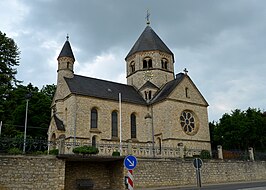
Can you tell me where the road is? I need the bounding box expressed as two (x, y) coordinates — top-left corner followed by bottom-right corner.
(138, 181), (266, 190)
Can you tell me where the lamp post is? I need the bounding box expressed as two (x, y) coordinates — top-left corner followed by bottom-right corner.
(23, 93), (32, 154)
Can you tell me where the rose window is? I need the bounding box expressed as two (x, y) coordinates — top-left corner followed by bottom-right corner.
(180, 111), (197, 135)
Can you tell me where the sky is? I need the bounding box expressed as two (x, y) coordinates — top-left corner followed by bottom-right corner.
(1, 0), (266, 122)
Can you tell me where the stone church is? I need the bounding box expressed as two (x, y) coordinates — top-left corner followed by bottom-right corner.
(48, 21), (211, 156)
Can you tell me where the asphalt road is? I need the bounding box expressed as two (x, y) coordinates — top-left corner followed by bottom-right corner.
(173, 181), (266, 190)
(138, 181), (266, 190)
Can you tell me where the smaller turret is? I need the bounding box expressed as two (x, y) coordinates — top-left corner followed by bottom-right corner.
(55, 36), (75, 103)
(57, 35), (75, 79)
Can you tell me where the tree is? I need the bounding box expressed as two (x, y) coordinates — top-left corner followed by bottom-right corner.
(0, 31), (20, 112)
(41, 84), (56, 100)
(210, 108), (266, 151)
(1, 83), (55, 138)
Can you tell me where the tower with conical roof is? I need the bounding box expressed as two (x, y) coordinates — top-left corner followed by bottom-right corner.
(57, 36), (75, 80)
(55, 36), (75, 101)
(125, 18), (175, 99)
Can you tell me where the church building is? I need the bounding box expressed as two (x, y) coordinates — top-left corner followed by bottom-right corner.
(48, 19), (211, 157)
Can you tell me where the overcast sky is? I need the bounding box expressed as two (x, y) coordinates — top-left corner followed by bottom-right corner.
(1, 0), (266, 121)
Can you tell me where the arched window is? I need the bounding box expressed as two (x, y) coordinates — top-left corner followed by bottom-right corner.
(65, 108), (68, 126)
(67, 62), (70, 69)
(144, 91), (152, 100)
(145, 91), (148, 100)
(161, 59), (168, 70)
(165, 62), (168, 70)
(143, 57), (152, 69)
(91, 108), (98, 129)
(143, 60), (148, 69)
(92, 135), (97, 147)
(111, 111), (118, 138)
(148, 91), (152, 100)
(131, 113), (136, 139)
(148, 59), (152, 68)
(130, 61), (135, 73)
(185, 87), (189, 98)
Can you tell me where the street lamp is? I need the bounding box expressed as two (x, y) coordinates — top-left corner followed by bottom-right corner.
(23, 93), (32, 154)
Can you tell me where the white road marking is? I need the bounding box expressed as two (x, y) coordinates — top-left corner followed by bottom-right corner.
(237, 187), (266, 190)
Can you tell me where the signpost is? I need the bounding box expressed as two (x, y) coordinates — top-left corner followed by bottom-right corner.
(124, 155), (137, 190)
(193, 158), (203, 189)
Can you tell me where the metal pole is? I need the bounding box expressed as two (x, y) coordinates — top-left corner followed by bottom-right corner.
(151, 106), (155, 157)
(0, 121), (2, 136)
(23, 99), (29, 154)
(74, 95), (77, 146)
(119, 93), (122, 153)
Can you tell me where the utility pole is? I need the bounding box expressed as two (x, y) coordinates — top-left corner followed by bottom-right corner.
(23, 93), (32, 154)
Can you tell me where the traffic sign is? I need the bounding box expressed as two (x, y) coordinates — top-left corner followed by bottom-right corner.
(124, 155), (137, 170)
(193, 158), (203, 188)
(193, 158), (203, 169)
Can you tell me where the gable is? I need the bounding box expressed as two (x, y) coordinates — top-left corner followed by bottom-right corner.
(168, 75), (208, 106)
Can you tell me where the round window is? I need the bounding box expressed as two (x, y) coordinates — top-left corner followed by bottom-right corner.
(180, 111), (198, 135)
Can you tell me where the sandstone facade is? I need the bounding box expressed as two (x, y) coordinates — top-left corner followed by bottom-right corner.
(48, 23), (211, 156)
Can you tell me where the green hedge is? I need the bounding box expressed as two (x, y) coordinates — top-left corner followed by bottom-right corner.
(49, 149), (59, 155)
(8, 147), (23, 155)
(112, 151), (120, 156)
(73, 146), (99, 155)
(200, 150), (211, 159)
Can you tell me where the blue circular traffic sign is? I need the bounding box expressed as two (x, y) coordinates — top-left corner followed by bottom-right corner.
(193, 158), (203, 169)
(124, 155), (138, 170)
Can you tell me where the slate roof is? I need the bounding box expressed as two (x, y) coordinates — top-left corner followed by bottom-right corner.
(125, 26), (174, 60)
(64, 73), (207, 106)
(139, 81), (159, 91)
(64, 75), (147, 105)
(54, 115), (65, 131)
(58, 40), (75, 61)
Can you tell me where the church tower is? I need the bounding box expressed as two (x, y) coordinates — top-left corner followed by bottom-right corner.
(125, 18), (175, 101)
(55, 36), (75, 101)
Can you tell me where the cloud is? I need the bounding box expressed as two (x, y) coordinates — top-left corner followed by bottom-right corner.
(76, 47), (127, 84)
(1, 0), (266, 121)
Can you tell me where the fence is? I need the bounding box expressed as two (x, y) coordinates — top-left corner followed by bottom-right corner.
(1, 137), (265, 160)
(212, 146), (266, 161)
(0, 137), (199, 158)
(0, 137), (48, 153)
(57, 140), (186, 158)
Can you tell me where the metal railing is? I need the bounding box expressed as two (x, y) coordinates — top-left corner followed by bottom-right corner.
(0, 137), (48, 153)
(0, 137), (197, 158)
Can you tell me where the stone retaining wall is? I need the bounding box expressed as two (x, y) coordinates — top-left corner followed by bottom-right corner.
(0, 155), (65, 190)
(134, 158), (266, 188)
(1, 155), (266, 190)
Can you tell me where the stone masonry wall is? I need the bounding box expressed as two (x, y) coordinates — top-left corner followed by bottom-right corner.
(65, 160), (125, 190)
(1, 155), (266, 190)
(134, 158), (266, 189)
(0, 155), (65, 190)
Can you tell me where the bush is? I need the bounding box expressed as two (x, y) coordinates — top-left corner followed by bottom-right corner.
(49, 149), (59, 155)
(31, 151), (45, 155)
(8, 147), (23, 155)
(200, 150), (211, 159)
(112, 151), (120, 156)
(73, 146), (99, 155)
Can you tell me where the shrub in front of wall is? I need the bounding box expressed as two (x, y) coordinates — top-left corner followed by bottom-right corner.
(200, 149), (211, 159)
(49, 149), (59, 155)
(73, 146), (99, 155)
(112, 151), (120, 156)
(8, 147), (23, 155)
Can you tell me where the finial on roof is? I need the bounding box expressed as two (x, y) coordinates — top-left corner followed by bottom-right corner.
(146, 9), (151, 25)
(183, 68), (188, 75)
(66, 34), (69, 41)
